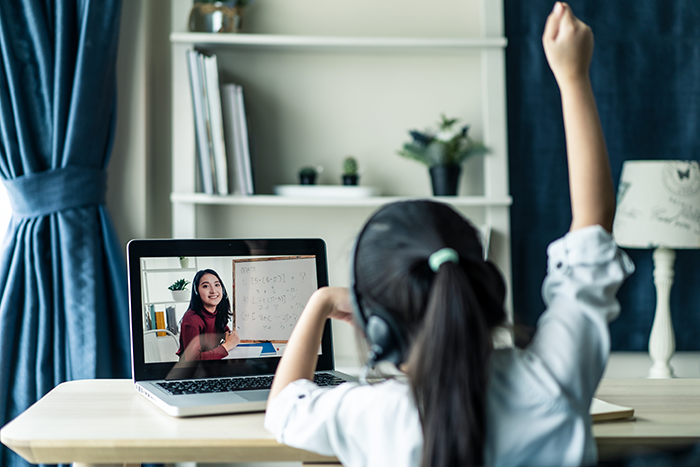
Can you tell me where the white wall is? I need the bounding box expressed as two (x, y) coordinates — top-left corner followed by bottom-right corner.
(109, 0), (173, 246)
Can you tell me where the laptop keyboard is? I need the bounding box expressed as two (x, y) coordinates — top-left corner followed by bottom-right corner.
(157, 372), (348, 396)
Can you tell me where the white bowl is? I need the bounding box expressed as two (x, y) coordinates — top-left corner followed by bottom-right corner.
(274, 185), (380, 198)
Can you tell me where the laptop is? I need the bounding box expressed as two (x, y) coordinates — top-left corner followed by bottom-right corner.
(127, 237), (357, 417)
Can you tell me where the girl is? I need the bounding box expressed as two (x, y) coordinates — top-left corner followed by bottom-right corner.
(265, 3), (634, 466)
(177, 269), (240, 361)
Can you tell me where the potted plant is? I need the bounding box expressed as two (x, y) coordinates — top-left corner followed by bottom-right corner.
(188, 0), (254, 34)
(342, 156), (360, 186)
(169, 278), (191, 302)
(299, 165), (319, 185)
(398, 114), (487, 196)
(178, 256), (189, 268)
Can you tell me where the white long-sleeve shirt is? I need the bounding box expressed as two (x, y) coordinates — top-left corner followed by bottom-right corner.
(265, 225), (635, 467)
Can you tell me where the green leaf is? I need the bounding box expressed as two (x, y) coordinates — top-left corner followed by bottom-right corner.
(168, 278), (191, 291)
(397, 116), (488, 167)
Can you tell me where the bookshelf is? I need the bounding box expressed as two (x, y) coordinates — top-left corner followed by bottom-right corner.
(170, 32), (507, 50)
(169, 0), (511, 359)
(170, 192), (511, 208)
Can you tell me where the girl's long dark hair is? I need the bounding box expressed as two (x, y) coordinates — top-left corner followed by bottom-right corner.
(355, 200), (507, 467)
(188, 269), (232, 335)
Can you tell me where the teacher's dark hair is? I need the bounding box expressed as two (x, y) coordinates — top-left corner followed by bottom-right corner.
(354, 200), (506, 467)
(188, 269), (232, 335)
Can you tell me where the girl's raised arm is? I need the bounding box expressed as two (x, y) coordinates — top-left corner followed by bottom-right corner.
(543, 2), (615, 232)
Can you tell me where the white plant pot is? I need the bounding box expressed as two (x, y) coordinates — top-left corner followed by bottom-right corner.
(171, 290), (190, 302)
(179, 257), (189, 268)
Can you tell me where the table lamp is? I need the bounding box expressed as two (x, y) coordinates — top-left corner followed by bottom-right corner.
(613, 160), (700, 378)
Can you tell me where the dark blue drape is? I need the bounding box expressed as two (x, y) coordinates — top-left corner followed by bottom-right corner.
(0, 1), (129, 466)
(505, 0), (700, 350)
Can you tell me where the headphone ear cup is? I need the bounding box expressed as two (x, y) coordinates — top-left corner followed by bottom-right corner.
(366, 312), (407, 366)
(484, 260), (506, 306)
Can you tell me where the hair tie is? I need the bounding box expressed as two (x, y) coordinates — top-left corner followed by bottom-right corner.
(428, 248), (459, 272)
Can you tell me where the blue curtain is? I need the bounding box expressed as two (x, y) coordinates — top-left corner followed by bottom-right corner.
(0, 1), (129, 466)
(505, 0), (700, 350)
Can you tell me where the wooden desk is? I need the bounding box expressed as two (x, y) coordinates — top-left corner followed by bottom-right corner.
(0, 379), (337, 466)
(594, 378), (700, 460)
(2, 378), (700, 466)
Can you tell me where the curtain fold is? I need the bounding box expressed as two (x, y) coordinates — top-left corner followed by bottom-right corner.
(505, 0), (700, 350)
(0, 1), (129, 466)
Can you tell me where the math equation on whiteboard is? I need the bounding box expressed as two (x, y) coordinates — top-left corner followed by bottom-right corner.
(233, 256), (317, 342)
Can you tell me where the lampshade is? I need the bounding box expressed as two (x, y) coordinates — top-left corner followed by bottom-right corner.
(613, 160), (700, 249)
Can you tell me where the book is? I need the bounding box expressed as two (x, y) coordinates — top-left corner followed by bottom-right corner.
(186, 49), (215, 195)
(235, 85), (254, 194)
(590, 398), (635, 422)
(197, 52), (217, 193)
(203, 53), (229, 195)
(144, 307), (152, 331)
(221, 83), (244, 195)
(165, 305), (178, 335)
(148, 304), (156, 332)
(155, 311), (166, 337)
(221, 83), (254, 195)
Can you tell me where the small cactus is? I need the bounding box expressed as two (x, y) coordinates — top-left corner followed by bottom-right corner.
(343, 156), (358, 175)
(299, 165), (318, 177)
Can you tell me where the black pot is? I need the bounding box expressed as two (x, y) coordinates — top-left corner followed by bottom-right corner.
(429, 164), (461, 196)
(342, 174), (359, 186)
(299, 174), (316, 185)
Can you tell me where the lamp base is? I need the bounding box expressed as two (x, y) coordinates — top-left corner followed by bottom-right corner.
(647, 247), (676, 379)
(648, 362), (675, 379)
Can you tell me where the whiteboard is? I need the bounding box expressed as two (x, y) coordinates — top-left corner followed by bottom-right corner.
(232, 256), (317, 342)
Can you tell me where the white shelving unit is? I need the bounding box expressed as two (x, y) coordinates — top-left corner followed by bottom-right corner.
(169, 0), (512, 358)
(170, 32), (507, 50)
(140, 263), (199, 307)
(140, 258), (200, 328)
(171, 192), (511, 208)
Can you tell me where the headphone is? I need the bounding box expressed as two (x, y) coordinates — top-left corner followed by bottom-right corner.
(349, 223), (409, 368)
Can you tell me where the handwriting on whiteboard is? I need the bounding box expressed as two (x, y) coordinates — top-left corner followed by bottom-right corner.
(234, 257), (316, 341)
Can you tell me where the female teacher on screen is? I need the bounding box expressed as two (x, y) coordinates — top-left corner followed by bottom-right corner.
(177, 269), (240, 361)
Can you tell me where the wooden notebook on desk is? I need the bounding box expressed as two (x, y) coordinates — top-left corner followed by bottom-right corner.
(591, 398), (635, 422)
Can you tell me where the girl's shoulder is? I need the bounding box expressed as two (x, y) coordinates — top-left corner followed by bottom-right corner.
(336, 378), (415, 412)
(181, 308), (205, 326)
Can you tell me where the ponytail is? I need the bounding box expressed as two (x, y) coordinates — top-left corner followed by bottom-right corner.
(407, 262), (491, 467)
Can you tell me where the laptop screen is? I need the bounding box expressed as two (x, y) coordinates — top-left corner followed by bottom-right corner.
(127, 238), (332, 381)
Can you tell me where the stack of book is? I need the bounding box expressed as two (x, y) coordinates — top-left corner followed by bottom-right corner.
(186, 49), (254, 195)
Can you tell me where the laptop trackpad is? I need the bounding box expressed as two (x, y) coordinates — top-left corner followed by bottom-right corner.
(240, 390), (269, 402)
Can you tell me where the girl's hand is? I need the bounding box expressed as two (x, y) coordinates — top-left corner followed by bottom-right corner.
(222, 329), (241, 351)
(543, 2), (593, 86)
(318, 287), (355, 325)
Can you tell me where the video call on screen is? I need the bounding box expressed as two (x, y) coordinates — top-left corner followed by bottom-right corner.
(140, 255), (318, 364)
